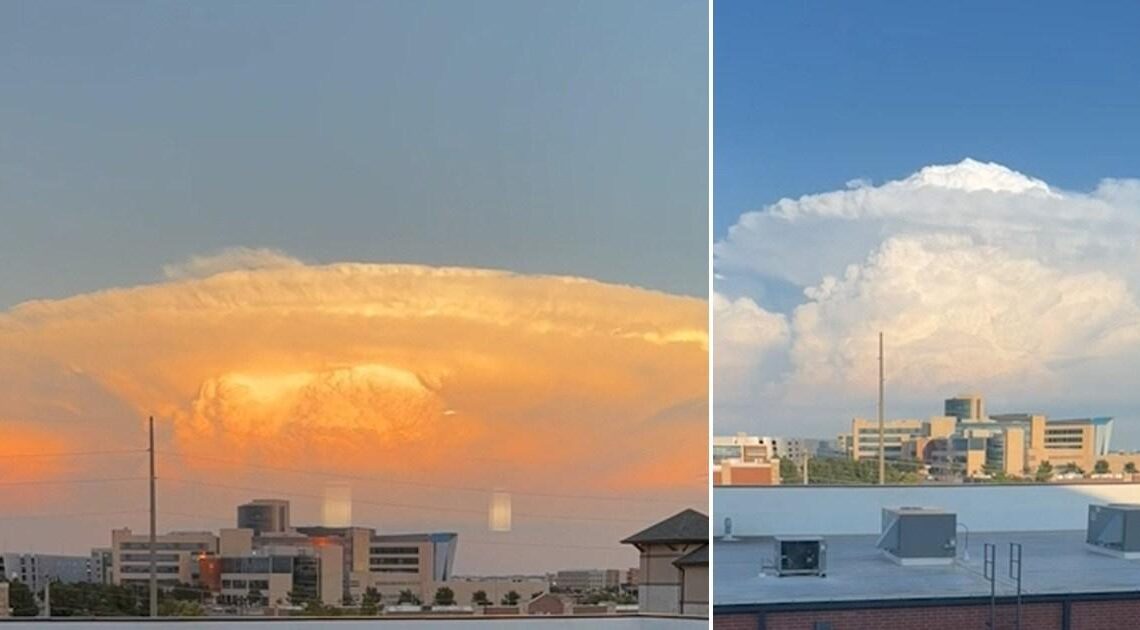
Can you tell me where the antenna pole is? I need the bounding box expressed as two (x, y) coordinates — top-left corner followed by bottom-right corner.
(878, 332), (885, 485)
(148, 415), (158, 617)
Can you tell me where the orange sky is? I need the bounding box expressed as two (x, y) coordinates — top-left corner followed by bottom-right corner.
(0, 263), (707, 572)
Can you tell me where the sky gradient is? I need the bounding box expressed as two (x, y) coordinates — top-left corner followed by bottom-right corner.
(1, 0), (708, 308)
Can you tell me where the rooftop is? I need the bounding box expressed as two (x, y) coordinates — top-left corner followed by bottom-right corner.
(621, 509), (708, 545)
(715, 530), (1140, 608)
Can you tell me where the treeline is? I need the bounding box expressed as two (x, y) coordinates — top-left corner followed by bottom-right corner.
(779, 457), (924, 485)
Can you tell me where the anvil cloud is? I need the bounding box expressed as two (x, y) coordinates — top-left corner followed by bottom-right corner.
(0, 258), (707, 570)
(716, 159), (1140, 440)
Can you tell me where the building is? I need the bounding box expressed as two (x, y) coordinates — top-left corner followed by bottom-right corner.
(714, 484), (1140, 630)
(237, 499), (291, 535)
(217, 545), (342, 608)
(0, 581), (8, 617)
(0, 553), (98, 594)
(526, 592), (569, 615)
(712, 459), (780, 486)
(621, 509), (708, 616)
(552, 569), (620, 592)
(89, 548), (113, 585)
(945, 393), (985, 421)
(712, 434), (775, 463)
(672, 544), (708, 617)
(110, 528), (218, 589)
(848, 416), (956, 462)
(713, 434), (830, 464)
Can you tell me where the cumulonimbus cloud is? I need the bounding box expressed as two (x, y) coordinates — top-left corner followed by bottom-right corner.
(716, 159), (1140, 432)
(0, 263), (708, 500)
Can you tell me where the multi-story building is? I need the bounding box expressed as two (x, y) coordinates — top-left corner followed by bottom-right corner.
(237, 499), (291, 535)
(110, 529), (218, 589)
(621, 509), (707, 617)
(217, 545), (343, 607)
(945, 393), (985, 421)
(925, 412), (1114, 479)
(712, 434), (775, 463)
(355, 532), (458, 604)
(712, 459), (780, 486)
(848, 416), (956, 462)
(0, 553), (98, 594)
(552, 569), (620, 592)
(89, 548), (113, 585)
(714, 434), (832, 464)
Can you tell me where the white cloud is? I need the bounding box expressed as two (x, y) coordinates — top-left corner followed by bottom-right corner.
(162, 247), (304, 279)
(715, 159), (1140, 436)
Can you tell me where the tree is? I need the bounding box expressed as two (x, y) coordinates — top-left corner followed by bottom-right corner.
(1059, 462), (1084, 476)
(397, 589), (421, 605)
(1126, 462), (1137, 474)
(1035, 461), (1054, 482)
(501, 590), (520, 606)
(471, 590), (490, 606)
(1095, 459), (1111, 475)
(433, 586), (456, 606)
(160, 599), (204, 617)
(361, 587), (382, 615)
(7, 580), (39, 616)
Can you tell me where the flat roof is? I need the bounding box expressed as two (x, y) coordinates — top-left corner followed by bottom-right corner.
(714, 530), (1140, 609)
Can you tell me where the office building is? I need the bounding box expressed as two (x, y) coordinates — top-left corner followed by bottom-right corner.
(712, 434), (775, 463)
(945, 393), (985, 421)
(237, 499), (291, 535)
(621, 509), (708, 616)
(552, 569), (620, 592)
(89, 548), (113, 585)
(848, 416), (956, 462)
(0, 553), (98, 594)
(217, 545), (343, 608)
(110, 528), (218, 588)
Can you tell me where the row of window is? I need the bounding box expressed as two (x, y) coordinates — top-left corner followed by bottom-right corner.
(120, 542), (211, 551)
(370, 546), (419, 555)
(221, 579), (270, 590)
(370, 557), (419, 566)
(120, 553), (180, 563)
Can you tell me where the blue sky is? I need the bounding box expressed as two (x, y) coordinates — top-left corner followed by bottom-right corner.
(0, 0), (707, 308)
(715, 0), (1140, 237)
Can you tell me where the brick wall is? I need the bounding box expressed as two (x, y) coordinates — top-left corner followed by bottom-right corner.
(713, 614), (757, 630)
(1071, 598), (1140, 630)
(715, 600), (1140, 630)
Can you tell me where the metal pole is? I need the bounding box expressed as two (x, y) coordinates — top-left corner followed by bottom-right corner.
(1010, 542), (1023, 630)
(149, 415), (158, 617)
(878, 332), (885, 485)
(984, 543), (996, 629)
(802, 450), (809, 485)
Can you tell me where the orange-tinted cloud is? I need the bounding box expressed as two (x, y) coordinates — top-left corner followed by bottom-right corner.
(1, 263), (707, 502)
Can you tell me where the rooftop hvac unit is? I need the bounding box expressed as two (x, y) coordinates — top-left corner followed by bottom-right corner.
(1087, 503), (1140, 559)
(774, 536), (826, 577)
(878, 507), (957, 565)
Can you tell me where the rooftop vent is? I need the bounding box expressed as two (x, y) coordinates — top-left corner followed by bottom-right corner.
(1087, 504), (1140, 559)
(877, 507), (956, 566)
(774, 536), (826, 577)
